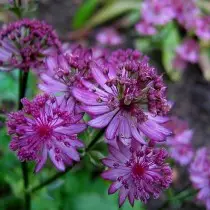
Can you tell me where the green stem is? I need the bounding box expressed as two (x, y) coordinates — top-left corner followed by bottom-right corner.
(28, 129), (105, 194)
(18, 70), (30, 210)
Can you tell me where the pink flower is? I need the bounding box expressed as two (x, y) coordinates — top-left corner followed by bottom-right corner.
(73, 49), (171, 145)
(38, 45), (93, 114)
(165, 117), (194, 165)
(190, 147), (210, 210)
(196, 16), (210, 41)
(96, 27), (122, 46)
(176, 39), (199, 63)
(7, 94), (87, 172)
(172, 0), (199, 30)
(101, 140), (172, 207)
(172, 54), (187, 71)
(0, 19), (61, 72)
(141, 0), (175, 26)
(135, 21), (157, 35)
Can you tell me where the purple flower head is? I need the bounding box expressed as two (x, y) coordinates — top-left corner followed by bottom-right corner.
(135, 21), (157, 36)
(190, 147), (210, 210)
(96, 27), (122, 46)
(0, 19), (61, 72)
(7, 94), (87, 172)
(176, 39), (199, 63)
(101, 140), (172, 207)
(164, 117), (194, 166)
(172, 0), (199, 30)
(141, 0), (175, 26)
(196, 16), (210, 41)
(73, 49), (171, 145)
(39, 45), (94, 114)
(172, 54), (187, 71)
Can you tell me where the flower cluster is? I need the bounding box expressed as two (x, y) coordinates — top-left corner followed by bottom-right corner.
(7, 94), (86, 172)
(73, 49), (171, 145)
(190, 147), (210, 210)
(0, 19), (61, 72)
(5, 33), (172, 205)
(96, 27), (122, 46)
(136, 0), (210, 72)
(164, 117), (194, 166)
(102, 139), (172, 206)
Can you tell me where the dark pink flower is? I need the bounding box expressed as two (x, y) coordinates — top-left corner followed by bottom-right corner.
(38, 45), (93, 114)
(190, 147), (210, 210)
(172, 0), (199, 30)
(196, 16), (210, 41)
(141, 0), (175, 26)
(7, 94), (86, 172)
(73, 49), (171, 145)
(0, 19), (61, 72)
(96, 27), (122, 46)
(176, 39), (199, 63)
(172, 54), (187, 71)
(164, 117), (194, 165)
(101, 140), (172, 207)
(135, 21), (157, 36)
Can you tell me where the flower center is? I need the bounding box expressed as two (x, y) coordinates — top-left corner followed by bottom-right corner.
(37, 125), (52, 138)
(132, 164), (145, 177)
(119, 99), (134, 111)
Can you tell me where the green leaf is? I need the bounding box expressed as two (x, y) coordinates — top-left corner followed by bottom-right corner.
(199, 47), (210, 81)
(135, 38), (152, 53)
(85, 0), (140, 30)
(72, 0), (100, 29)
(161, 23), (181, 81)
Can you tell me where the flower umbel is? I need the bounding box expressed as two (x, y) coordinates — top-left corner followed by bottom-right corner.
(73, 49), (171, 145)
(7, 94), (86, 172)
(102, 140), (172, 207)
(0, 19), (61, 72)
(190, 147), (210, 210)
(164, 117), (194, 166)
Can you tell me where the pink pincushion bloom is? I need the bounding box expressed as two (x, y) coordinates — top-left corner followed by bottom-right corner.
(38, 45), (93, 114)
(196, 16), (210, 41)
(0, 19), (61, 72)
(141, 0), (175, 26)
(101, 140), (172, 207)
(96, 28), (122, 46)
(172, 0), (199, 30)
(165, 117), (194, 166)
(7, 94), (86, 172)
(190, 147), (210, 210)
(73, 49), (171, 145)
(172, 54), (187, 71)
(176, 39), (199, 63)
(135, 21), (157, 36)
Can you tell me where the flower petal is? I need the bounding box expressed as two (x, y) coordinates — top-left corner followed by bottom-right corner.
(81, 105), (110, 115)
(34, 144), (48, 173)
(55, 124), (87, 135)
(88, 108), (119, 128)
(106, 113), (120, 139)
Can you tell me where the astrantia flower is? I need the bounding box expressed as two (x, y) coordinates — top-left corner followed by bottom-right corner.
(73, 49), (171, 145)
(39, 45), (93, 114)
(141, 0), (175, 26)
(164, 117), (194, 165)
(96, 27), (122, 46)
(172, 0), (199, 30)
(190, 147), (210, 210)
(172, 54), (187, 71)
(176, 39), (199, 63)
(0, 19), (61, 72)
(196, 16), (210, 41)
(101, 140), (172, 207)
(135, 21), (157, 36)
(7, 94), (86, 172)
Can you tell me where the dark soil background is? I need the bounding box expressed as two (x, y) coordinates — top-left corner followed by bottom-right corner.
(37, 1), (210, 209)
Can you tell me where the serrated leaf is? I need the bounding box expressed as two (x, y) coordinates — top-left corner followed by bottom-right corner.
(85, 0), (140, 30)
(161, 23), (181, 81)
(72, 0), (100, 29)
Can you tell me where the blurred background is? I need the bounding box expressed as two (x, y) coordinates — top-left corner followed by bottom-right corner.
(0, 0), (209, 209)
